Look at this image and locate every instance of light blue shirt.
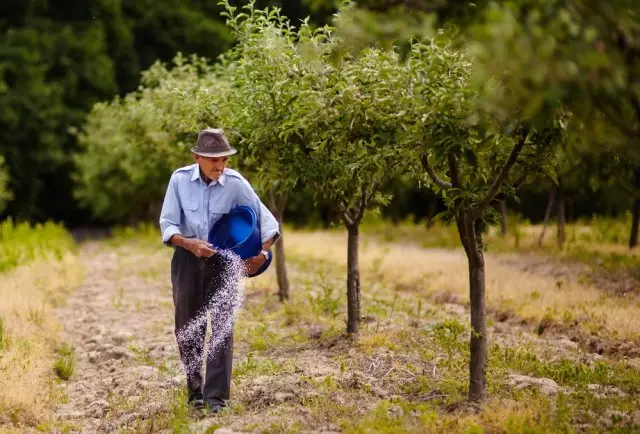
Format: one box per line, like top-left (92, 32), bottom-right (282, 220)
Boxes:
top-left (159, 164), bottom-right (280, 245)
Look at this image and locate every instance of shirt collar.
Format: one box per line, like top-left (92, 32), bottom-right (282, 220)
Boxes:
top-left (190, 164), bottom-right (200, 182)
top-left (190, 164), bottom-right (226, 186)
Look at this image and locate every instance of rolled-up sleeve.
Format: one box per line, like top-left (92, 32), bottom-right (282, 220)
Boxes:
top-left (159, 175), bottom-right (182, 243)
top-left (258, 201), bottom-right (280, 244)
top-left (234, 181), bottom-right (280, 244)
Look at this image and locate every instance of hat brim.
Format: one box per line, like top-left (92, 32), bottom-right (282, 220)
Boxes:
top-left (191, 147), bottom-right (237, 158)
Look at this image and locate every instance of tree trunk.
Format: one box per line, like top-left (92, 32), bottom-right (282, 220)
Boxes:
top-left (568, 197), bottom-right (574, 224)
top-left (499, 200), bottom-right (508, 237)
top-left (426, 195), bottom-right (438, 229)
top-left (557, 177), bottom-right (566, 247)
top-left (346, 223), bottom-right (361, 334)
top-left (456, 215), bottom-right (487, 402)
top-left (630, 198), bottom-right (640, 249)
top-left (630, 168), bottom-right (640, 249)
top-left (273, 209), bottom-right (290, 301)
top-left (268, 193), bottom-right (289, 302)
top-left (536, 185), bottom-right (557, 247)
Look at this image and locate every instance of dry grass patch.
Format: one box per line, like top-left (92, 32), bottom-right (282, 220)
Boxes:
top-left (284, 230), bottom-right (640, 344)
top-left (0, 254), bottom-right (84, 428)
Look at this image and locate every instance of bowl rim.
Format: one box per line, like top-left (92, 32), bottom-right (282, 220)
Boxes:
top-left (208, 205), bottom-right (259, 252)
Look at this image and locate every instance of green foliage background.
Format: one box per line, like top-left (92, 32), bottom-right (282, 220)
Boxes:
top-left (0, 0), bottom-right (328, 225)
top-left (0, 0), bottom-right (637, 231)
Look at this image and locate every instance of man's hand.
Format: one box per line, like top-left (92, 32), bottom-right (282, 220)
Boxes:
top-left (244, 254), bottom-right (266, 275)
top-left (170, 234), bottom-right (216, 257)
top-left (186, 239), bottom-right (216, 258)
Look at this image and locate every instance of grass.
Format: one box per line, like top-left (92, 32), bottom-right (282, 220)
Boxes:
top-left (109, 222), bottom-right (161, 248)
top-left (0, 220), bottom-right (83, 429)
top-left (43, 222), bottom-right (640, 433)
top-left (360, 213), bottom-right (640, 279)
top-left (169, 389), bottom-right (190, 434)
top-left (53, 343), bottom-right (76, 381)
top-left (214, 227), bottom-right (639, 432)
top-left (283, 229), bottom-right (640, 346)
top-left (0, 219), bottom-right (76, 272)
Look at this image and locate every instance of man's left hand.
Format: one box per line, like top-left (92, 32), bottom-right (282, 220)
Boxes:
top-left (244, 254), bottom-right (266, 275)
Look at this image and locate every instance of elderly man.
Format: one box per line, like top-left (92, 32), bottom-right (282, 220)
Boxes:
top-left (159, 128), bottom-right (279, 413)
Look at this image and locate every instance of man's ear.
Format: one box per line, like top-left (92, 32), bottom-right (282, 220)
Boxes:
top-left (192, 153), bottom-right (199, 162)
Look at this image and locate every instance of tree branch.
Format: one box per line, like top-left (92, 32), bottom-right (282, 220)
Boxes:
top-left (339, 199), bottom-right (357, 227)
top-left (365, 181), bottom-right (378, 206)
top-left (631, 94), bottom-right (640, 127)
top-left (472, 128), bottom-right (528, 217)
top-left (421, 154), bottom-right (452, 189)
top-left (354, 184), bottom-right (368, 223)
top-left (447, 151), bottom-right (461, 188)
top-left (277, 192), bottom-right (288, 215)
top-left (341, 211), bottom-right (354, 227)
top-left (267, 189), bottom-right (278, 214)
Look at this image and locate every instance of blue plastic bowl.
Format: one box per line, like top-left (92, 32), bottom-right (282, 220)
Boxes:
top-left (207, 206), bottom-right (272, 277)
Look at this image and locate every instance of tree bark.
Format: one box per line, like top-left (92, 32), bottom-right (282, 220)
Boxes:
top-left (630, 168), bottom-right (640, 249)
top-left (557, 177), bottom-right (566, 247)
top-left (537, 185), bottom-right (557, 247)
top-left (630, 198), bottom-right (640, 249)
top-left (426, 195), bottom-right (438, 229)
top-left (346, 223), bottom-right (361, 334)
top-left (269, 193), bottom-right (289, 301)
top-left (499, 200), bottom-right (508, 237)
top-left (568, 197), bottom-right (574, 224)
top-left (273, 209), bottom-right (290, 301)
top-left (457, 215), bottom-right (487, 402)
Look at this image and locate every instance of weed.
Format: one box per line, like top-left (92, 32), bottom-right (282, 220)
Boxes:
top-left (358, 333), bottom-right (398, 355)
top-left (311, 276), bottom-right (341, 317)
top-left (491, 344), bottom-right (640, 394)
top-left (430, 318), bottom-right (467, 363)
top-left (169, 389), bottom-right (190, 434)
top-left (249, 323), bottom-right (277, 351)
top-left (53, 343), bottom-right (75, 380)
top-left (203, 423), bottom-right (223, 434)
top-left (341, 400), bottom-right (425, 434)
top-left (302, 394), bottom-right (357, 425)
top-left (128, 343), bottom-right (155, 365)
top-left (234, 353), bottom-right (286, 378)
top-left (283, 301), bottom-right (303, 326)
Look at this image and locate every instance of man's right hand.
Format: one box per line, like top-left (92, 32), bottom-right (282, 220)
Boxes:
top-left (186, 239), bottom-right (216, 258)
top-left (170, 235), bottom-right (216, 258)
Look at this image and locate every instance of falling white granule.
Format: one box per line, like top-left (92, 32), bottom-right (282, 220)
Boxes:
top-left (176, 250), bottom-right (247, 380)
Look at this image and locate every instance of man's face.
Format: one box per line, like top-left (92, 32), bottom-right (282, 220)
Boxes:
top-left (194, 154), bottom-right (229, 181)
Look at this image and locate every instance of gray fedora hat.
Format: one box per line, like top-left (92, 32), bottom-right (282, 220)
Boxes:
top-left (191, 128), bottom-right (237, 157)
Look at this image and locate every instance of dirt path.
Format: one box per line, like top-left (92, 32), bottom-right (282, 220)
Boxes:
top-left (53, 244), bottom-right (183, 433)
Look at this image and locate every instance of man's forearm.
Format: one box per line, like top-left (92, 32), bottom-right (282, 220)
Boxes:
top-left (261, 234), bottom-right (280, 251)
top-left (169, 234), bottom-right (189, 249)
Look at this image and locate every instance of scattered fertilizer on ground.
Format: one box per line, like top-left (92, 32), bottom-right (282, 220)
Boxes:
top-left (176, 250), bottom-right (246, 380)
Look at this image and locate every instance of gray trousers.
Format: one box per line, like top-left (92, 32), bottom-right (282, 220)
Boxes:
top-left (171, 246), bottom-right (233, 401)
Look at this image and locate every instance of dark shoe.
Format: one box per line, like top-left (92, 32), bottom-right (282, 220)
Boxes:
top-left (188, 392), bottom-right (205, 410)
top-left (205, 398), bottom-right (227, 414)
top-left (190, 398), bottom-right (205, 410)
